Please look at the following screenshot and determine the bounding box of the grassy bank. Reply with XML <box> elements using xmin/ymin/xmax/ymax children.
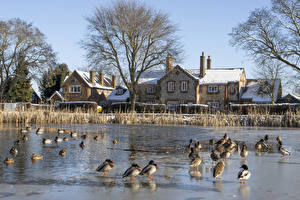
<box><xmin>1</xmin><ymin>110</ymin><xmax>300</xmax><ymax>127</ymax></box>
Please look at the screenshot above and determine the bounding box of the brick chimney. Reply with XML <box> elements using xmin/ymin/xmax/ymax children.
<box><xmin>112</xmin><ymin>75</ymin><xmax>116</xmax><ymax>88</ymax></box>
<box><xmin>90</xmin><ymin>70</ymin><xmax>95</xmax><ymax>84</ymax></box>
<box><xmin>207</xmin><ymin>56</ymin><xmax>211</xmax><ymax>70</ymax></box>
<box><xmin>200</xmin><ymin>52</ymin><xmax>205</xmax><ymax>78</ymax></box>
<box><xmin>98</xmin><ymin>70</ymin><xmax>104</xmax><ymax>85</ymax></box>
<box><xmin>166</xmin><ymin>54</ymin><xmax>173</xmax><ymax>73</ymax></box>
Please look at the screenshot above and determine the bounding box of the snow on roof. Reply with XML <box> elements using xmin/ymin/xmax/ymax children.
<box><xmin>75</xmin><ymin>70</ymin><xmax>114</xmax><ymax>90</ymax></box>
<box><xmin>31</xmin><ymin>80</ymin><xmax>41</xmax><ymax>99</ymax></box>
<box><xmin>107</xmin><ymin>86</ymin><xmax>130</xmax><ymax>101</ymax></box>
<box><xmin>240</xmin><ymin>79</ymin><xmax>281</xmax><ymax>103</ymax></box>
<box><xmin>287</xmin><ymin>93</ymin><xmax>300</xmax><ymax>100</ymax></box>
<box><xmin>188</xmin><ymin>68</ymin><xmax>245</xmax><ymax>84</ymax></box>
<box><xmin>138</xmin><ymin>70</ymin><xmax>166</xmax><ymax>85</ymax></box>
<box><xmin>47</xmin><ymin>91</ymin><xmax>64</xmax><ymax>101</ymax></box>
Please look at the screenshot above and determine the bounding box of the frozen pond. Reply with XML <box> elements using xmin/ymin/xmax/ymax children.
<box><xmin>0</xmin><ymin>124</ymin><xmax>299</xmax><ymax>200</ymax></box>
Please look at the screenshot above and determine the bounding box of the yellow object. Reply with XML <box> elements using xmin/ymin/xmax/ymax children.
<box><xmin>97</xmin><ymin>106</ymin><xmax>103</xmax><ymax>113</ymax></box>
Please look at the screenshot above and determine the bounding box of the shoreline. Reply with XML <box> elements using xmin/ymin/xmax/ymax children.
<box><xmin>0</xmin><ymin>110</ymin><xmax>299</xmax><ymax>128</ymax></box>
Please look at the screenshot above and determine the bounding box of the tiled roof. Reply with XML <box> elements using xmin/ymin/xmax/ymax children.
<box><xmin>75</xmin><ymin>70</ymin><xmax>114</xmax><ymax>90</ymax></box>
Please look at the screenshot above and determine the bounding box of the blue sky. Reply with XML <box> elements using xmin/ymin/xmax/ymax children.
<box><xmin>1</xmin><ymin>0</ymin><xmax>271</xmax><ymax>78</ymax></box>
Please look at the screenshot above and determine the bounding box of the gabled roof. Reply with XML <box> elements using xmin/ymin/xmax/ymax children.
<box><xmin>47</xmin><ymin>91</ymin><xmax>64</xmax><ymax>101</ymax></box>
<box><xmin>240</xmin><ymin>79</ymin><xmax>281</xmax><ymax>103</ymax></box>
<box><xmin>75</xmin><ymin>70</ymin><xmax>114</xmax><ymax>90</ymax></box>
<box><xmin>158</xmin><ymin>65</ymin><xmax>199</xmax><ymax>83</ymax></box>
<box><xmin>195</xmin><ymin>68</ymin><xmax>244</xmax><ymax>84</ymax></box>
<box><xmin>138</xmin><ymin>70</ymin><xmax>166</xmax><ymax>85</ymax></box>
<box><xmin>107</xmin><ymin>86</ymin><xmax>130</xmax><ymax>101</ymax></box>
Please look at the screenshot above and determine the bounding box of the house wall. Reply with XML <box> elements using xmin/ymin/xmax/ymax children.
<box><xmin>138</xmin><ymin>84</ymin><xmax>159</xmax><ymax>103</ymax></box>
<box><xmin>62</xmin><ymin>72</ymin><xmax>90</xmax><ymax>101</ymax></box>
<box><xmin>159</xmin><ymin>68</ymin><xmax>198</xmax><ymax>105</ymax></box>
<box><xmin>199</xmin><ymin>85</ymin><xmax>226</xmax><ymax>109</ymax></box>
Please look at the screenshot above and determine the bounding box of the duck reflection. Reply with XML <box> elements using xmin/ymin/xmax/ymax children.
<box><xmin>189</xmin><ymin>169</ymin><xmax>202</xmax><ymax>180</ymax></box>
<box><xmin>239</xmin><ymin>184</ymin><xmax>250</xmax><ymax>200</ymax></box>
<box><xmin>124</xmin><ymin>181</ymin><xmax>140</xmax><ymax>191</ymax></box>
<box><xmin>100</xmin><ymin>177</ymin><xmax>115</xmax><ymax>188</ymax></box>
<box><xmin>213</xmin><ymin>181</ymin><xmax>224</xmax><ymax>193</ymax></box>
<box><xmin>141</xmin><ymin>180</ymin><xmax>157</xmax><ymax>191</ymax></box>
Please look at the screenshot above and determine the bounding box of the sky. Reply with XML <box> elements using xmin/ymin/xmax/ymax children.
<box><xmin>1</xmin><ymin>0</ymin><xmax>272</xmax><ymax>78</ymax></box>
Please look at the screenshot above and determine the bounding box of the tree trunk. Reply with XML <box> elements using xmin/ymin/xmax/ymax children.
<box><xmin>130</xmin><ymin>91</ymin><xmax>136</xmax><ymax>112</ymax></box>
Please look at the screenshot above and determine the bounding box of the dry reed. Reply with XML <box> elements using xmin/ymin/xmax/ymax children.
<box><xmin>1</xmin><ymin>109</ymin><xmax>300</xmax><ymax>127</ymax></box>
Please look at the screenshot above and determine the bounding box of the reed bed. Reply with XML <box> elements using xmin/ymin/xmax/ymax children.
<box><xmin>1</xmin><ymin>110</ymin><xmax>300</xmax><ymax>127</ymax></box>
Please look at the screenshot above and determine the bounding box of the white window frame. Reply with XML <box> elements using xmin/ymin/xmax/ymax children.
<box><xmin>181</xmin><ymin>81</ymin><xmax>188</xmax><ymax>92</ymax></box>
<box><xmin>147</xmin><ymin>86</ymin><xmax>155</xmax><ymax>94</ymax></box>
<box><xmin>69</xmin><ymin>85</ymin><xmax>81</xmax><ymax>93</ymax></box>
<box><xmin>208</xmin><ymin>85</ymin><xmax>218</xmax><ymax>93</ymax></box>
<box><xmin>168</xmin><ymin>82</ymin><xmax>175</xmax><ymax>92</ymax></box>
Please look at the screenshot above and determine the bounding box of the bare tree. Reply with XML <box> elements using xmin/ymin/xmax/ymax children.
<box><xmin>229</xmin><ymin>0</ymin><xmax>300</xmax><ymax>72</ymax></box>
<box><xmin>0</xmin><ymin>18</ymin><xmax>56</xmax><ymax>102</ymax></box>
<box><xmin>256</xmin><ymin>60</ymin><xmax>284</xmax><ymax>103</ymax></box>
<box><xmin>81</xmin><ymin>0</ymin><xmax>182</xmax><ymax>110</ymax></box>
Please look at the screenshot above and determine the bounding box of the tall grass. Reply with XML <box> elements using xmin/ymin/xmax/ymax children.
<box><xmin>1</xmin><ymin>109</ymin><xmax>300</xmax><ymax>127</ymax></box>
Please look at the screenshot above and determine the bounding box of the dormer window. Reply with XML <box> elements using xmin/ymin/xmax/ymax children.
<box><xmin>208</xmin><ymin>85</ymin><xmax>218</xmax><ymax>93</ymax></box>
<box><xmin>116</xmin><ymin>88</ymin><xmax>124</xmax><ymax>95</ymax></box>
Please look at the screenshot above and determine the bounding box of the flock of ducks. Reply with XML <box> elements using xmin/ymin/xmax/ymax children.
<box><xmin>3</xmin><ymin>127</ymin><xmax>292</xmax><ymax>184</ymax></box>
<box><xmin>187</xmin><ymin>133</ymin><xmax>291</xmax><ymax>184</ymax></box>
<box><xmin>3</xmin><ymin>127</ymin><xmax>158</xmax><ymax>181</ymax></box>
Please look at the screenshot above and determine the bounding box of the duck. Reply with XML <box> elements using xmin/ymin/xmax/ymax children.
<box><xmin>36</xmin><ymin>128</ymin><xmax>44</xmax><ymax>135</ymax></box>
<box><xmin>278</xmin><ymin>141</ymin><xmax>291</xmax><ymax>156</ymax></box>
<box><xmin>96</xmin><ymin>159</ymin><xmax>114</xmax><ymax>176</ymax></box>
<box><xmin>122</xmin><ymin>163</ymin><xmax>142</xmax><ymax>180</ymax></box>
<box><xmin>4</xmin><ymin>157</ymin><xmax>14</xmax><ymax>165</ymax></box>
<box><xmin>188</xmin><ymin>139</ymin><xmax>193</xmax><ymax>149</ymax></box>
<box><xmin>209</xmin><ymin>139</ymin><xmax>215</xmax><ymax>145</ymax></box>
<box><xmin>22</xmin><ymin>135</ymin><xmax>28</xmax><ymax>141</ymax></box>
<box><xmin>220</xmin><ymin>150</ymin><xmax>230</xmax><ymax>160</ymax></box>
<box><xmin>9</xmin><ymin>147</ymin><xmax>18</xmax><ymax>155</ymax></box>
<box><xmin>216</xmin><ymin>138</ymin><xmax>226</xmax><ymax>146</ymax></box>
<box><xmin>63</xmin><ymin>137</ymin><xmax>69</xmax><ymax>141</ymax></box>
<box><xmin>26</xmin><ymin>126</ymin><xmax>31</xmax><ymax>131</ymax></box>
<box><xmin>189</xmin><ymin>155</ymin><xmax>202</xmax><ymax>169</ymax></box>
<box><xmin>188</xmin><ymin>147</ymin><xmax>195</xmax><ymax>161</ymax></box>
<box><xmin>276</xmin><ymin>136</ymin><xmax>282</xmax><ymax>148</ymax></box>
<box><xmin>240</xmin><ymin>144</ymin><xmax>248</xmax><ymax>159</ymax></box>
<box><xmin>42</xmin><ymin>138</ymin><xmax>52</xmax><ymax>144</ymax></box>
<box><xmin>79</xmin><ymin>141</ymin><xmax>86</xmax><ymax>149</ymax></box>
<box><xmin>14</xmin><ymin>140</ymin><xmax>21</xmax><ymax>146</ymax></box>
<box><xmin>113</xmin><ymin>139</ymin><xmax>118</xmax><ymax>145</ymax></box>
<box><xmin>255</xmin><ymin>139</ymin><xmax>264</xmax><ymax>151</ymax></box>
<box><xmin>223</xmin><ymin>133</ymin><xmax>229</xmax><ymax>141</ymax></box>
<box><xmin>211</xmin><ymin>150</ymin><xmax>220</xmax><ymax>162</ymax></box>
<box><xmin>238</xmin><ymin>164</ymin><xmax>251</xmax><ymax>184</ymax></box>
<box><xmin>213</xmin><ymin>160</ymin><xmax>225</xmax><ymax>181</ymax></box>
<box><xmin>140</xmin><ymin>160</ymin><xmax>158</xmax><ymax>180</ymax></box>
<box><xmin>81</xmin><ymin>135</ymin><xmax>88</xmax><ymax>140</ymax></box>
<box><xmin>65</xmin><ymin>130</ymin><xmax>71</xmax><ymax>135</ymax></box>
<box><xmin>20</xmin><ymin>128</ymin><xmax>27</xmax><ymax>133</ymax></box>
<box><xmin>55</xmin><ymin>136</ymin><xmax>63</xmax><ymax>143</ymax></box>
<box><xmin>59</xmin><ymin>150</ymin><xmax>66</xmax><ymax>157</ymax></box>
<box><xmin>57</xmin><ymin>129</ymin><xmax>64</xmax><ymax>134</ymax></box>
<box><xmin>194</xmin><ymin>141</ymin><xmax>202</xmax><ymax>152</ymax></box>
<box><xmin>71</xmin><ymin>132</ymin><xmax>77</xmax><ymax>138</ymax></box>
<box><xmin>94</xmin><ymin>136</ymin><xmax>99</xmax><ymax>141</ymax></box>
<box><xmin>31</xmin><ymin>154</ymin><xmax>43</xmax><ymax>160</ymax></box>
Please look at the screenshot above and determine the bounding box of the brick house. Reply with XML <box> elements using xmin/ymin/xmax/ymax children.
<box><xmin>61</xmin><ymin>70</ymin><xmax>116</xmax><ymax>104</ymax></box>
<box><xmin>144</xmin><ymin>53</ymin><xmax>246</xmax><ymax>110</ymax></box>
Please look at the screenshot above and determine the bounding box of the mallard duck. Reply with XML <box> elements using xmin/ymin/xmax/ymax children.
<box><xmin>14</xmin><ymin>140</ymin><xmax>21</xmax><ymax>146</ymax></box>
<box><xmin>42</xmin><ymin>138</ymin><xmax>52</xmax><ymax>144</ymax></box>
<box><xmin>122</xmin><ymin>163</ymin><xmax>142</xmax><ymax>180</ymax></box>
<box><xmin>276</xmin><ymin>136</ymin><xmax>282</xmax><ymax>148</ymax></box>
<box><xmin>194</xmin><ymin>141</ymin><xmax>202</xmax><ymax>152</ymax></box>
<box><xmin>65</xmin><ymin>130</ymin><xmax>71</xmax><ymax>135</ymax></box>
<box><xmin>209</xmin><ymin>139</ymin><xmax>215</xmax><ymax>145</ymax></box>
<box><xmin>216</xmin><ymin>138</ymin><xmax>226</xmax><ymax>146</ymax></box>
<box><xmin>140</xmin><ymin>160</ymin><xmax>157</xmax><ymax>180</ymax></box>
<box><xmin>188</xmin><ymin>139</ymin><xmax>193</xmax><ymax>149</ymax></box>
<box><xmin>96</xmin><ymin>159</ymin><xmax>114</xmax><ymax>176</ymax></box>
<box><xmin>240</xmin><ymin>144</ymin><xmax>248</xmax><ymax>159</ymax></box>
<box><xmin>79</xmin><ymin>141</ymin><xmax>86</xmax><ymax>149</ymax></box>
<box><xmin>55</xmin><ymin>136</ymin><xmax>63</xmax><ymax>143</ymax></box>
<box><xmin>63</xmin><ymin>137</ymin><xmax>69</xmax><ymax>141</ymax></box>
<box><xmin>255</xmin><ymin>139</ymin><xmax>264</xmax><ymax>151</ymax></box>
<box><xmin>94</xmin><ymin>136</ymin><xmax>99</xmax><ymax>141</ymax></box>
<box><xmin>26</xmin><ymin>126</ymin><xmax>31</xmax><ymax>131</ymax></box>
<box><xmin>9</xmin><ymin>147</ymin><xmax>18</xmax><ymax>155</ymax></box>
<box><xmin>4</xmin><ymin>157</ymin><xmax>14</xmax><ymax>165</ymax></box>
<box><xmin>71</xmin><ymin>132</ymin><xmax>77</xmax><ymax>138</ymax></box>
<box><xmin>57</xmin><ymin>129</ymin><xmax>64</xmax><ymax>134</ymax></box>
<box><xmin>189</xmin><ymin>155</ymin><xmax>202</xmax><ymax>169</ymax></box>
<box><xmin>238</xmin><ymin>164</ymin><xmax>251</xmax><ymax>184</ymax></box>
<box><xmin>216</xmin><ymin>144</ymin><xmax>225</xmax><ymax>154</ymax></box>
<box><xmin>20</xmin><ymin>129</ymin><xmax>27</xmax><ymax>133</ymax></box>
<box><xmin>211</xmin><ymin>150</ymin><xmax>220</xmax><ymax>162</ymax></box>
<box><xmin>223</xmin><ymin>133</ymin><xmax>229</xmax><ymax>141</ymax></box>
<box><xmin>31</xmin><ymin>154</ymin><xmax>43</xmax><ymax>160</ymax></box>
<box><xmin>264</xmin><ymin>135</ymin><xmax>269</xmax><ymax>142</ymax></box>
<box><xmin>59</xmin><ymin>150</ymin><xmax>66</xmax><ymax>157</ymax></box>
<box><xmin>220</xmin><ymin>150</ymin><xmax>230</xmax><ymax>160</ymax></box>
<box><xmin>113</xmin><ymin>139</ymin><xmax>118</xmax><ymax>145</ymax></box>
<box><xmin>278</xmin><ymin>141</ymin><xmax>291</xmax><ymax>156</ymax></box>
<box><xmin>36</xmin><ymin>128</ymin><xmax>44</xmax><ymax>135</ymax></box>
<box><xmin>213</xmin><ymin>160</ymin><xmax>225</xmax><ymax>180</ymax></box>
<box><xmin>22</xmin><ymin>135</ymin><xmax>28</xmax><ymax>141</ymax></box>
